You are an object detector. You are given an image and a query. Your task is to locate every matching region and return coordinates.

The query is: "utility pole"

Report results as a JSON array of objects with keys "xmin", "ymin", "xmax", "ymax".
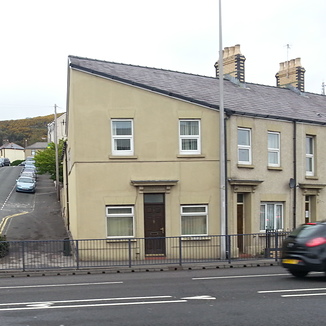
[
  {"xmin": 219, "ymin": 0, "xmax": 227, "ymax": 259},
  {"xmin": 54, "ymin": 104, "xmax": 60, "ymax": 201}
]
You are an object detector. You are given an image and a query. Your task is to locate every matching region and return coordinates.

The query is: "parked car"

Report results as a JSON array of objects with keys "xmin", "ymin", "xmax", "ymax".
[
  {"xmin": 3, "ymin": 158, "xmax": 10, "ymax": 166},
  {"xmin": 20, "ymin": 171, "xmax": 36, "ymax": 182},
  {"xmin": 21, "ymin": 167, "xmax": 37, "ymax": 180},
  {"xmin": 0, "ymin": 158, "xmax": 4, "ymax": 167},
  {"xmin": 281, "ymin": 221, "xmax": 326, "ymax": 278},
  {"xmin": 16, "ymin": 176, "xmax": 36, "ymax": 193}
]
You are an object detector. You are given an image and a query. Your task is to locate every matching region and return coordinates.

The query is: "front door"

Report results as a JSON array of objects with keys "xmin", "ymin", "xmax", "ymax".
[
  {"xmin": 237, "ymin": 194, "xmax": 244, "ymax": 253},
  {"xmin": 144, "ymin": 193, "xmax": 166, "ymax": 256}
]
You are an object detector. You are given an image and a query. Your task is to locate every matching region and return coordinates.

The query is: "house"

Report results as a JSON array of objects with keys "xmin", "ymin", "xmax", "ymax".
[
  {"xmin": 63, "ymin": 46, "xmax": 326, "ymax": 260},
  {"xmin": 47, "ymin": 112, "xmax": 67, "ymax": 143},
  {"xmin": 25, "ymin": 142, "xmax": 49, "ymax": 158},
  {"xmin": 0, "ymin": 142, "xmax": 24, "ymax": 162}
]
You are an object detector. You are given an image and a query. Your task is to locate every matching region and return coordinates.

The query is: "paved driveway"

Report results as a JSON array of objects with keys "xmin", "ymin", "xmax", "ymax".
[{"xmin": 3, "ymin": 172, "xmax": 68, "ymax": 241}]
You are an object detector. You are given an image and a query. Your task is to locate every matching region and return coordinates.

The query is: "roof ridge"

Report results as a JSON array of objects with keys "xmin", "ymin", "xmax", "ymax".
[{"xmin": 68, "ymin": 55, "xmax": 217, "ymax": 80}]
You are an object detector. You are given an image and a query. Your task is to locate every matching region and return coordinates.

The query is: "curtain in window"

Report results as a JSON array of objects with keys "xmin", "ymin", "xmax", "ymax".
[
  {"xmin": 182, "ymin": 139, "xmax": 198, "ymax": 150},
  {"xmin": 181, "ymin": 216, "xmax": 206, "ymax": 235},
  {"xmin": 268, "ymin": 133, "xmax": 279, "ymax": 149},
  {"xmin": 107, "ymin": 217, "xmax": 133, "ymax": 237},
  {"xmin": 180, "ymin": 121, "xmax": 199, "ymax": 135},
  {"xmin": 113, "ymin": 121, "xmax": 131, "ymax": 135}
]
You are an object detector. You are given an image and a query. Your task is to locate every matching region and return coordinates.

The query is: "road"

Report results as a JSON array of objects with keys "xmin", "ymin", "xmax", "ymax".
[
  {"xmin": 0, "ymin": 166, "xmax": 67, "ymax": 240},
  {"xmin": 0, "ymin": 266, "xmax": 325, "ymax": 325}
]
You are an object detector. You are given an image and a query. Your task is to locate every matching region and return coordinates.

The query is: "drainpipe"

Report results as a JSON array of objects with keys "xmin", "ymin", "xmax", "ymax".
[{"xmin": 293, "ymin": 121, "xmax": 297, "ymax": 229}]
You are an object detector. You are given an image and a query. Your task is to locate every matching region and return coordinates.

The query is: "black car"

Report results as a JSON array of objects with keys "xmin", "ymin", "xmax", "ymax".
[{"xmin": 281, "ymin": 221, "xmax": 326, "ymax": 278}]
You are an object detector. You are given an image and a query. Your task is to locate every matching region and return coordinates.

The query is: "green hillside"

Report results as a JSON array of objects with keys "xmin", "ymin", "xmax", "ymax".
[{"xmin": 0, "ymin": 115, "xmax": 57, "ymax": 147}]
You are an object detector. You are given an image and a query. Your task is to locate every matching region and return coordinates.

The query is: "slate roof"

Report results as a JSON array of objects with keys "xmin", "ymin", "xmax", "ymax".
[
  {"xmin": 0, "ymin": 142, "xmax": 24, "ymax": 150},
  {"xmin": 26, "ymin": 142, "xmax": 48, "ymax": 149},
  {"xmin": 69, "ymin": 55, "xmax": 326, "ymax": 125}
]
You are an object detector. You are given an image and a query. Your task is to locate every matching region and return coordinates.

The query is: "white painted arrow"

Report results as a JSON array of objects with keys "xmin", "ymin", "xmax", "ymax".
[{"xmin": 181, "ymin": 295, "xmax": 216, "ymax": 300}]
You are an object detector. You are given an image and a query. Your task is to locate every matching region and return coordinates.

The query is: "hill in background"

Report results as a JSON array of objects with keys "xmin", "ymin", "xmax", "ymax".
[{"xmin": 0, "ymin": 115, "xmax": 56, "ymax": 148}]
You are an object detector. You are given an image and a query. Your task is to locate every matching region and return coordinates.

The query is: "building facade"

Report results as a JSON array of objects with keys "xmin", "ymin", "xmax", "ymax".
[{"xmin": 62, "ymin": 49, "xmax": 326, "ymax": 259}]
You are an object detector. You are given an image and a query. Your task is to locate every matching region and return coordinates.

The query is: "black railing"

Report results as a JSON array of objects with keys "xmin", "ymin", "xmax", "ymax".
[{"xmin": 0, "ymin": 232, "xmax": 290, "ymax": 272}]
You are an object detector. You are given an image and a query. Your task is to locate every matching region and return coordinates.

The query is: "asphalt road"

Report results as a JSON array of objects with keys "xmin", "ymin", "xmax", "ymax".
[
  {"xmin": 0, "ymin": 166, "xmax": 68, "ymax": 240},
  {"xmin": 0, "ymin": 265, "xmax": 325, "ymax": 326}
]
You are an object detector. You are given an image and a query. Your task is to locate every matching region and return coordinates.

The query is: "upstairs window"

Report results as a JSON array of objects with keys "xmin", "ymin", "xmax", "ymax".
[
  {"xmin": 268, "ymin": 131, "xmax": 280, "ymax": 167},
  {"xmin": 238, "ymin": 128, "xmax": 251, "ymax": 164},
  {"xmin": 306, "ymin": 135, "xmax": 314, "ymax": 176},
  {"xmin": 179, "ymin": 120, "xmax": 201, "ymax": 154},
  {"xmin": 111, "ymin": 119, "xmax": 134, "ymax": 156}
]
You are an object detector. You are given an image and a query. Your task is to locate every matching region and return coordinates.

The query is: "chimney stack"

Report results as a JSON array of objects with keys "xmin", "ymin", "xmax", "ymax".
[
  {"xmin": 275, "ymin": 58, "xmax": 305, "ymax": 92},
  {"xmin": 215, "ymin": 44, "xmax": 246, "ymax": 83}
]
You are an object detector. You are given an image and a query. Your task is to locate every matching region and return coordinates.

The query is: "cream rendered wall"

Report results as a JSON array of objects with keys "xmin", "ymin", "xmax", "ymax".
[
  {"xmin": 227, "ymin": 116, "xmax": 326, "ymax": 234},
  {"xmin": 67, "ymin": 70, "xmax": 222, "ymax": 240}
]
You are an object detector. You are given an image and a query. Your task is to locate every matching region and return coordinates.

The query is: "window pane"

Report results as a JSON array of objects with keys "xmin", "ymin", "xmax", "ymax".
[
  {"xmin": 114, "ymin": 139, "xmax": 131, "ymax": 151},
  {"xmin": 275, "ymin": 205, "xmax": 283, "ymax": 229},
  {"xmin": 306, "ymin": 137, "xmax": 313, "ymax": 154},
  {"xmin": 182, "ymin": 139, "xmax": 198, "ymax": 150},
  {"xmin": 144, "ymin": 194, "xmax": 164, "ymax": 204},
  {"xmin": 107, "ymin": 217, "xmax": 133, "ymax": 236},
  {"xmin": 266, "ymin": 204, "xmax": 274, "ymax": 230},
  {"xmin": 268, "ymin": 133, "xmax": 279, "ymax": 149},
  {"xmin": 260, "ymin": 205, "xmax": 265, "ymax": 230},
  {"xmin": 181, "ymin": 216, "xmax": 206, "ymax": 235},
  {"xmin": 238, "ymin": 148, "xmax": 249, "ymax": 162},
  {"xmin": 238, "ymin": 129, "xmax": 250, "ymax": 146},
  {"xmin": 107, "ymin": 207, "xmax": 132, "ymax": 215},
  {"xmin": 306, "ymin": 157, "xmax": 313, "ymax": 172},
  {"xmin": 113, "ymin": 121, "xmax": 131, "ymax": 136},
  {"xmin": 180, "ymin": 121, "xmax": 199, "ymax": 135},
  {"xmin": 268, "ymin": 152, "xmax": 278, "ymax": 164},
  {"xmin": 182, "ymin": 206, "xmax": 206, "ymax": 213}
]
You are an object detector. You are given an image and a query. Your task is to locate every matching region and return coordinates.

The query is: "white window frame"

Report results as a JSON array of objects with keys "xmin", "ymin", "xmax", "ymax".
[
  {"xmin": 238, "ymin": 128, "xmax": 251, "ymax": 164},
  {"xmin": 111, "ymin": 119, "xmax": 134, "ymax": 156},
  {"xmin": 268, "ymin": 131, "xmax": 280, "ymax": 167},
  {"xmin": 306, "ymin": 135, "xmax": 314, "ymax": 176},
  {"xmin": 179, "ymin": 119, "xmax": 201, "ymax": 155},
  {"xmin": 180, "ymin": 205, "xmax": 208, "ymax": 236},
  {"xmin": 106, "ymin": 206, "xmax": 134, "ymax": 238},
  {"xmin": 260, "ymin": 202, "xmax": 283, "ymax": 231}
]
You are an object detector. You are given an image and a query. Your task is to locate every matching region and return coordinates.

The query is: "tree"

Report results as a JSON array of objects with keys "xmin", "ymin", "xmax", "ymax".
[{"xmin": 34, "ymin": 140, "xmax": 64, "ymax": 182}]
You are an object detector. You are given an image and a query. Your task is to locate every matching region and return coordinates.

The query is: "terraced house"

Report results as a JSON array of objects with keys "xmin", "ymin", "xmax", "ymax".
[{"xmin": 62, "ymin": 45, "xmax": 326, "ymax": 260}]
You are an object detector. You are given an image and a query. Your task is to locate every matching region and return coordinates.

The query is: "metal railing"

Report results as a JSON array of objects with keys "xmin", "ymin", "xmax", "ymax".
[{"xmin": 0, "ymin": 231, "xmax": 289, "ymax": 272}]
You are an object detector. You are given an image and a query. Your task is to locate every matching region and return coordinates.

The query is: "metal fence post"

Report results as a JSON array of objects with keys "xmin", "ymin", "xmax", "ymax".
[
  {"xmin": 76, "ymin": 240, "xmax": 80, "ymax": 270},
  {"xmin": 128, "ymin": 239, "xmax": 132, "ymax": 268},
  {"xmin": 275, "ymin": 231, "xmax": 279, "ymax": 262},
  {"xmin": 179, "ymin": 237, "xmax": 182, "ymax": 266},
  {"xmin": 22, "ymin": 241, "xmax": 26, "ymax": 272}
]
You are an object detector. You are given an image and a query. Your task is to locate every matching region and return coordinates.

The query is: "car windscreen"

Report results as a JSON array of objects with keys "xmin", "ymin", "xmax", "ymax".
[{"xmin": 18, "ymin": 178, "xmax": 34, "ymax": 183}]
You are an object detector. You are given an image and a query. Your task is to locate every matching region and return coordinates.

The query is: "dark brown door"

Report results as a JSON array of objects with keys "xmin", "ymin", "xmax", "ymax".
[
  {"xmin": 237, "ymin": 194, "xmax": 244, "ymax": 253},
  {"xmin": 144, "ymin": 194, "xmax": 165, "ymax": 256}
]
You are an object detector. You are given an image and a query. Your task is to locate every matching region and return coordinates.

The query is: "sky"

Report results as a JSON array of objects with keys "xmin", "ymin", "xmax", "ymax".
[{"xmin": 1, "ymin": 0, "xmax": 325, "ymax": 121}]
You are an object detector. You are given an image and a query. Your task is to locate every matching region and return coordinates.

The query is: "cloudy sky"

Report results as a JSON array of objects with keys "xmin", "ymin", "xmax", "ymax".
[{"xmin": 1, "ymin": 0, "xmax": 325, "ymax": 121}]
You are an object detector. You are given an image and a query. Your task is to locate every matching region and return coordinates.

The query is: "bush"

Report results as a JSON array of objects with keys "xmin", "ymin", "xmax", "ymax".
[
  {"xmin": 0, "ymin": 235, "xmax": 9, "ymax": 258},
  {"xmin": 11, "ymin": 160, "xmax": 24, "ymax": 166}
]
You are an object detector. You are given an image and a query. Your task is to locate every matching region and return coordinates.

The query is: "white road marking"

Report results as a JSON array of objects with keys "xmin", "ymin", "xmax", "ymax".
[
  {"xmin": 181, "ymin": 295, "xmax": 216, "ymax": 300},
  {"xmin": 282, "ymin": 292, "xmax": 326, "ymax": 298},
  {"xmin": 258, "ymin": 287, "xmax": 326, "ymax": 294},
  {"xmin": 0, "ymin": 281, "xmax": 123, "ymax": 290},
  {"xmin": 193, "ymin": 273, "xmax": 288, "ymax": 280},
  {"xmin": 0, "ymin": 296, "xmax": 186, "ymax": 311}
]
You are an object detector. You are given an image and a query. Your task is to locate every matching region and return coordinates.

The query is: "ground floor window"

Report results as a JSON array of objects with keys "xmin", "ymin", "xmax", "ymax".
[
  {"xmin": 181, "ymin": 205, "xmax": 208, "ymax": 236},
  {"xmin": 260, "ymin": 202, "xmax": 283, "ymax": 231},
  {"xmin": 106, "ymin": 206, "xmax": 134, "ymax": 237}
]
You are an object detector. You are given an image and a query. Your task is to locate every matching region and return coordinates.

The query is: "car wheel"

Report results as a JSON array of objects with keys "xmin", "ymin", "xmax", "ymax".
[{"xmin": 289, "ymin": 270, "xmax": 309, "ymax": 278}]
